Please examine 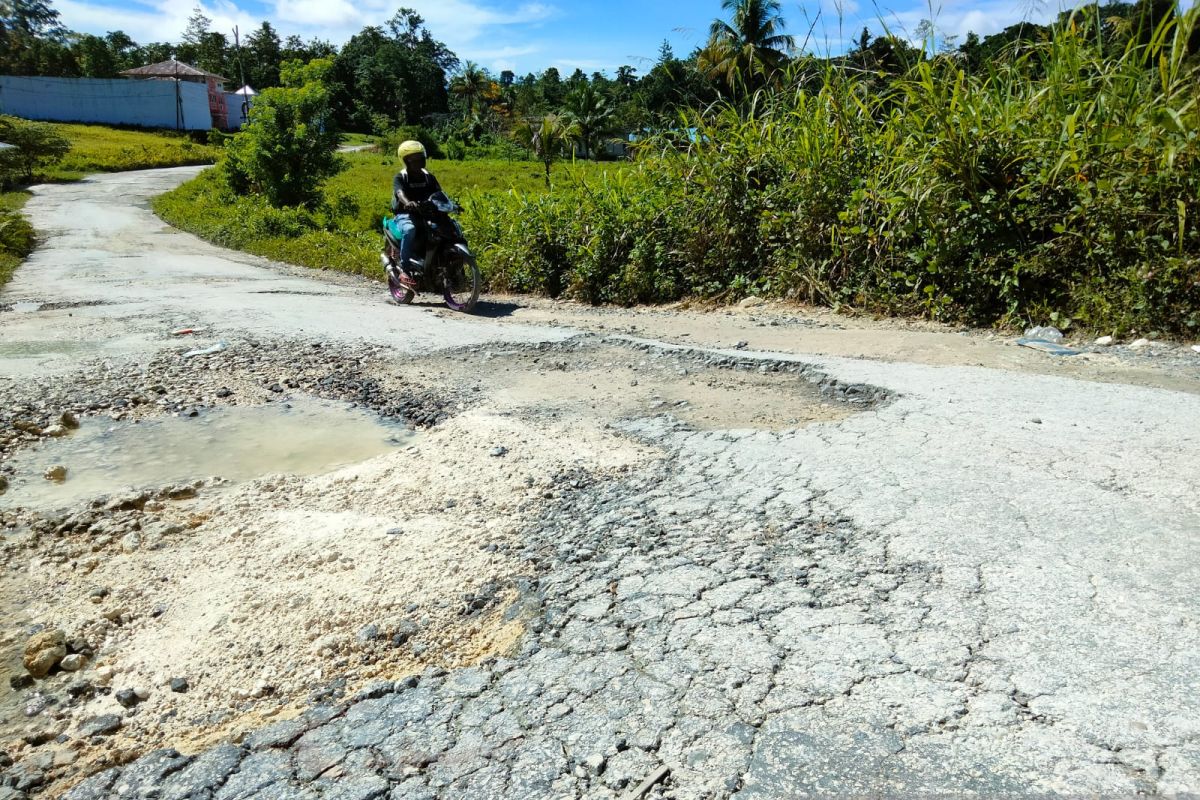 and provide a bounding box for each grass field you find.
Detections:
[338,132,379,148]
[152,151,622,281]
[321,151,607,222]
[45,123,220,181]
